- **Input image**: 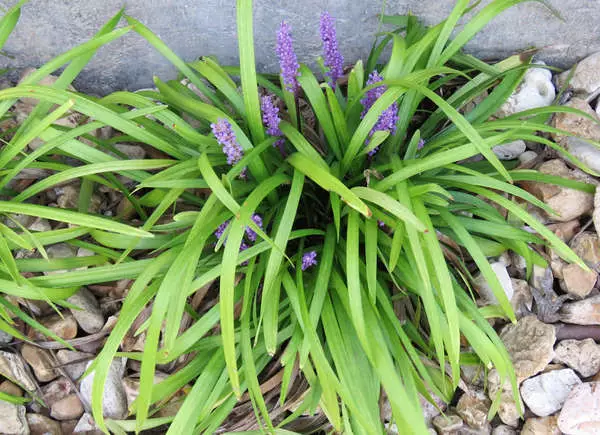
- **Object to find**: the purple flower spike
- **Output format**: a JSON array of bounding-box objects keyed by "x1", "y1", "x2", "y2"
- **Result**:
[
  {"x1": 245, "y1": 213, "x2": 263, "y2": 242},
  {"x1": 361, "y1": 71, "x2": 385, "y2": 117},
  {"x1": 277, "y1": 21, "x2": 300, "y2": 93},
  {"x1": 211, "y1": 118, "x2": 244, "y2": 166},
  {"x1": 261, "y1": 95, "x2": 282, "y2": 137},
  {"x1": 360, "y1": 71, "x2": 399, "y2": 156},
  {"x1": 261, "y1": 95, "x2": 286, "y2": 154},
  {"x1": 320, "y1": 12, "x2": 344, "y2": 87},
  {"x1": 301, "y1": 251, "x2": 318, "y2": 271},
  {"x1": 417, "y1": 138, "x2": 426, "y2": 150}
]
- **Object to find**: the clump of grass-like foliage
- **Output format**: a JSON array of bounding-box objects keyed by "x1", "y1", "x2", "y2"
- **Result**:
[{"x1": 0, "y1": 0, "x2": 596, "y2": 433}]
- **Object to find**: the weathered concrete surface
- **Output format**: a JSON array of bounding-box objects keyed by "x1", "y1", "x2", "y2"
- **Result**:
[{"x1": 0, "y1": 0, "x2": 598, "y2": 94}]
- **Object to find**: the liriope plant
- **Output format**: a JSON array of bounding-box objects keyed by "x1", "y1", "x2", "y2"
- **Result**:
[{"x1": 0, "y1": 0, "x2": 596, "y2": 434}]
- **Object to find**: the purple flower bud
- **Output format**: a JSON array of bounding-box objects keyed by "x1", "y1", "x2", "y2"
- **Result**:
[
  {"x1": 211, "y1": 118, "x2": 244, "y2": 166},
  {"x1": 319, "y1": 12, "x2": 344, "y2": 88},
  {"x1": 277, "y1": 21, "x2": 300, "y2": 93},
  {"x1": 245, "y1": 213, "x2": 263, "y2": 242},
  {"x1": 360, "y1": 71, "x2": 399, "y2": 156},
  {"x1": 301, "y1": 251, "x2": 318, "y2": 271},
  {"x1": 417, "y1": 138, "x2": 426, "y2": 150}
]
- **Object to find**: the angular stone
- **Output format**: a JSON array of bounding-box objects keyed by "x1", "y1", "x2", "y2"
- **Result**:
[
  {"x1": 26, "y1": 413, "x2": 62, "y2": 435},
  {"x1": 0, "y1": 401, "x2": 29, "y2": 435},
  {"x1": 55, "y1": 350, "x2": 93, "y2": 380},
  {"x1": 114, "y1": 144, "x2": 146, "y2": 160},
  {"x1": 548, "y1": 219, "x2": 581, "y2": 243},
  {"x1": 432, "y1": 413, "x2": 463, "y2": 433},
  {"x1": 510, "y1": 279, "x2": 533, "y2": 319},
  {"x1": 558, "y1": 382, "x2": 600, "y2": 434},
  {"x1": 499, "y1": 316, "x2": 556, "y2": 382},
  {"x1": 0, "y1": 380, "x2": 23, "y2": 397},
  {"x1": 41, "y1": 377, "x2": 76, "y2": 408},
  {"x1": 520, "y1": 368, "x2": 581, "y2": 416},
  {"x1": 486, "y1": 371, "x2": 521, "y2": 427},
  {"x1": 67, "y1": 288, "x2": 104, "y2": 334},
  {"x1": 559, "y1": 52, "x2": 600, "y2": 96},
  {"x1": 521, "y1": 159, "x2": 594, "y2": 222},
  {"x1": 554, "y1": 339, "x2": 600, "y2": 377},
  {"x1": 491, "y1": 425, "x2": 516, "y2": 435},
  {"x1": 553, "y1": 98, "x2": 600, "y2": 143},
  {"x1": 456, "y1": 391, "x2": 490, "y2": 429},
  {"x1": 560, "y1": 294, "x2": 600, "y2": 325},
  {"x1": 572, "y1": 233, "x2": 600, "y2": 270},
  {"x1": 34, "y1": 313, "x2": 78, "y2": 340},
  {"x1": 0, "y1": 350, "x2": 37, "y2": 392},
  {"x1": 518, "y1": 150, "x2": 538, "y2": 165},
  {"x1": 55, "y1": 186, "x2": 80, "y2": 210},
  {"x1": 73, "y1": 412, "x2": 99, "y2": 433},
  {"x1": 27, "y1": 218, "x2": 51, "y2": 232},
  {"x1": 474, "y1": 262, "x2": 514, "y2": 304},
  {"x1": 21, "y1": 344, "x2": 58, "y2": 382},
  {"x1": 493, "y1": 140, "x2": 526, "y2": 160},
  {"x1": 560, "y1": 263, "x2": 598, "y2": 299},
  {"x1": 80, "y1": 358, "x2": 127, "y2": 419},
  {"x1": 521, "y1": 416, "x2": 561, "y2": 435},
  {"x1": 50, "y1": 394, "x2": 84, "y2": 421}
]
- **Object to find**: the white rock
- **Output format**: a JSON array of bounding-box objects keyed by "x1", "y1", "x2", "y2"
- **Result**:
[
  {"x1": 497, "y1": 63, "x2": 555, "y2": 117},
  {"x1": 554, "y1": 339, "x2": 600, "y2": 378},
  {"x1": 520, "y1": 368, "x2": 581, "y2": 416},
  {"x1": 518, "y1": 150, "x2": 538, "y2": 165},
  {"x1": 80, "y1": 358, "x2": 128, "y2": 420},
  {"x1": 474, "y1": 262, "x2": 514, "y2": 304},
  {"x1": 67, "y1": 288, "x2": 105, "y2": 334},
  {"x1": 0, "y1": 401, "x2": 28, "y2": 435},
  {"x1": 558, "y1": 382, "x2": 600, "y2": 434},
  {"x1": 493, "y1": 140, "x2": 526, "y2": 160}
]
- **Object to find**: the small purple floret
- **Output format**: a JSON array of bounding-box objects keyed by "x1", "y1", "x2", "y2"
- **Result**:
[
  {"x1": 301, "y1": 251, "x2": 318, "y2": 271},
  {"x1": 417, "y1": 138, "x2": 426, "y2": 150},
  {"x1": 215, "y1": 221, "x2": 229, "y2": 240},
  {"x1": 211, "y1": 118, "x2": 244, "y2": 166},
  {"x1": 245, "y1": 214, "x2": 263, "y2": 242},
  {"x1": 360, "y1": 71, "x2": 399, "y2": 156},
  {"x1": 319, "y1": 12, "x2": 344, "y2": 88},
  {"x1": 277, "y1": 21, "x2": 300, "y2": 93}
]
